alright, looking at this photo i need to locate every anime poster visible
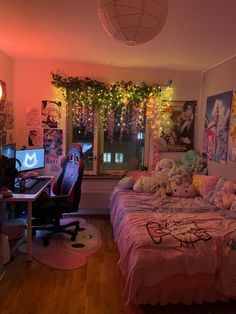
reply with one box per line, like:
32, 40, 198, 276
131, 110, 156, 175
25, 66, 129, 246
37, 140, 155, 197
0, 81, 14, 145
27, 128, 43, 148
203, 91, 232, 164
4, 101, 14, 129
6, 130, 13, 144
0, 80, 7, 111
228, 90, 236, 162
26, 105, 41, 127
159, 101, 196, 152
41, 100, 61, 128
0, 127, 7, 145
43, 128, 63, 161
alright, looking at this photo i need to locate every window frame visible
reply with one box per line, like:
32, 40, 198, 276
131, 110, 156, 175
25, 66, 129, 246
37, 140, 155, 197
68, 96, 150, 176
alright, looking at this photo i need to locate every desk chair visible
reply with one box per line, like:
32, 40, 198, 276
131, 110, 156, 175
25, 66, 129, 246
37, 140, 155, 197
32, 143, 84, 246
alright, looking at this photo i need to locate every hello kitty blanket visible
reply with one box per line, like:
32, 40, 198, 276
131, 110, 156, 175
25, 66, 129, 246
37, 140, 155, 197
110, 191, 236, 304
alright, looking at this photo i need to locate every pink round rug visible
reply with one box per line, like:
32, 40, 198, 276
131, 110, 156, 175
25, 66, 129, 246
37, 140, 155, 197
19, 218, 102, 270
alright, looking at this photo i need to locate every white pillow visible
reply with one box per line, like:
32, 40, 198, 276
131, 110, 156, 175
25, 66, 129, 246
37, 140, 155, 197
117, 176, 135, 190
133, 176, 160, 193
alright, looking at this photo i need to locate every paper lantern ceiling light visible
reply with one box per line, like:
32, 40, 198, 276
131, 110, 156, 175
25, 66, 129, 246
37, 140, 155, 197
97, 0, 168, 45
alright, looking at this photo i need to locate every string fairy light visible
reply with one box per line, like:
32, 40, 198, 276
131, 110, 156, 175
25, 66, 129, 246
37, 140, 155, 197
51, 73, 173, 142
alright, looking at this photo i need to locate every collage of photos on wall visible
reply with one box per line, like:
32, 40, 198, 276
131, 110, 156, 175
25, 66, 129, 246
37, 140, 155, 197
26, 100, 62, 171
159, 100, 197, 152
203, 90, 235, 164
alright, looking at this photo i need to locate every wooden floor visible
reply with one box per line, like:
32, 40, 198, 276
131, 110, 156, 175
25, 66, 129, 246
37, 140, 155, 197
0, 216, 236, 314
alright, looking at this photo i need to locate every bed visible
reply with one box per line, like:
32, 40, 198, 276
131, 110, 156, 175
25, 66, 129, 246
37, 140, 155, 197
110, 189, 236, 305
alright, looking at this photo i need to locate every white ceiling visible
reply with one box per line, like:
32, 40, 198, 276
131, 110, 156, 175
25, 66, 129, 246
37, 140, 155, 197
0, 0, 235, 71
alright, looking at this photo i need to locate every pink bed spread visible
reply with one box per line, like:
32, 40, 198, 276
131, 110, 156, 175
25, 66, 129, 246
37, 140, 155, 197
109, 190, 236, 304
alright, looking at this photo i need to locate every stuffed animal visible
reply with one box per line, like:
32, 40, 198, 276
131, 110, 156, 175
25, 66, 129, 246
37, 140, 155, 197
180, 150, 200, 174
193, 156, 208, 175
152, 158, 176, 185
168, 167, 192, 185
133, 176, 160, 194
214, 181, 236, 210
155, 181, 171, 197
170, 181, 196, 198
155, 158, 176, 172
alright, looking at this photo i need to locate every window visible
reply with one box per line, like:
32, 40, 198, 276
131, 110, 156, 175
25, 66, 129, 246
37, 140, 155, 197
52, 74, 173, 175
71, 110, 149, 175
103, 152, 111, 163
115, 153, 123, 163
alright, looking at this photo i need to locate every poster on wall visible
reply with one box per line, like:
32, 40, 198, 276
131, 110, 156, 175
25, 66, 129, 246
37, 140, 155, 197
4, 101, 14, 129
0, 80, 7, 110
41, 100, 61, 128
43, 128, 63, 159
159, 101, 196, 152
228, 90, 236, 162
26, 105, 41, 127
0, 128, 7, 145
27, 128, 43, 148
203, 90, 232, 164
6, 130, 13, 144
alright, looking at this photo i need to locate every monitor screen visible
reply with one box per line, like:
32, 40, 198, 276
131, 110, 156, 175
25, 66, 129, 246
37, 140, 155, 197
15, 148, 45, 172
0, 143, 16, 158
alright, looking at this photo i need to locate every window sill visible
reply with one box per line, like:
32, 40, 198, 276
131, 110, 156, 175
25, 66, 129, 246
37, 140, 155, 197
83, 174, 123, 180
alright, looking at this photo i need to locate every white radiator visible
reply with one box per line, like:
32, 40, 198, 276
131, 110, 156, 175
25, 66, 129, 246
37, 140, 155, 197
79, 191, 111, 214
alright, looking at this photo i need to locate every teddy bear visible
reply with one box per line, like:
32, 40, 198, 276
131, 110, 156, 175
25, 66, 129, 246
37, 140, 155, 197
214, 181, 236, 210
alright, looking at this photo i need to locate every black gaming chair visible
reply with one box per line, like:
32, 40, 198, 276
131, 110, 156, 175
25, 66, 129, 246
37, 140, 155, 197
32, 143, 84, 246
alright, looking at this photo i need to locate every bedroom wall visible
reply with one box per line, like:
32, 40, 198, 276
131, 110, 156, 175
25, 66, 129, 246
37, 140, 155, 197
0, 49, 14, 143
196, 55, 236, 181
13, 59, 202, 175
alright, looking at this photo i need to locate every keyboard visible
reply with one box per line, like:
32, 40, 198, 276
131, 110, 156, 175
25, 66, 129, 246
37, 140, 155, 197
14, 177, 52, 194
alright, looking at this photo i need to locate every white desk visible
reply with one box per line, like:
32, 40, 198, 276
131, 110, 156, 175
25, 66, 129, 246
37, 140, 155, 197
0, 176, 54, 261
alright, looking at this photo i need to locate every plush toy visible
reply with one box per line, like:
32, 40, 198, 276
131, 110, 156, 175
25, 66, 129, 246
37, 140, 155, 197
155, 181, 171, 197
170, 181, 196, 198
155, 158, 176, 172
214, 181, 236, 210
193, 156, 208, 175
152, 158, 176, 185
168, 167, 192, 185
133, 176, 160, 193
180, 150, 200, 174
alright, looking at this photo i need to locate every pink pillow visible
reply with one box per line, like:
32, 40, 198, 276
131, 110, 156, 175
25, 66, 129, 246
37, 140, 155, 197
192, 175, 219, 197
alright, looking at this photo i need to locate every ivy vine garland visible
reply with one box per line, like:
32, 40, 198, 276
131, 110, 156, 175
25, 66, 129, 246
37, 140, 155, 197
51, 72, 173, 142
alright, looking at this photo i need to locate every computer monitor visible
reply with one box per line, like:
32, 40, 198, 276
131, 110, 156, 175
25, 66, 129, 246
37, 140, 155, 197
0, 143, 16, 159
15, 148, 45, 172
